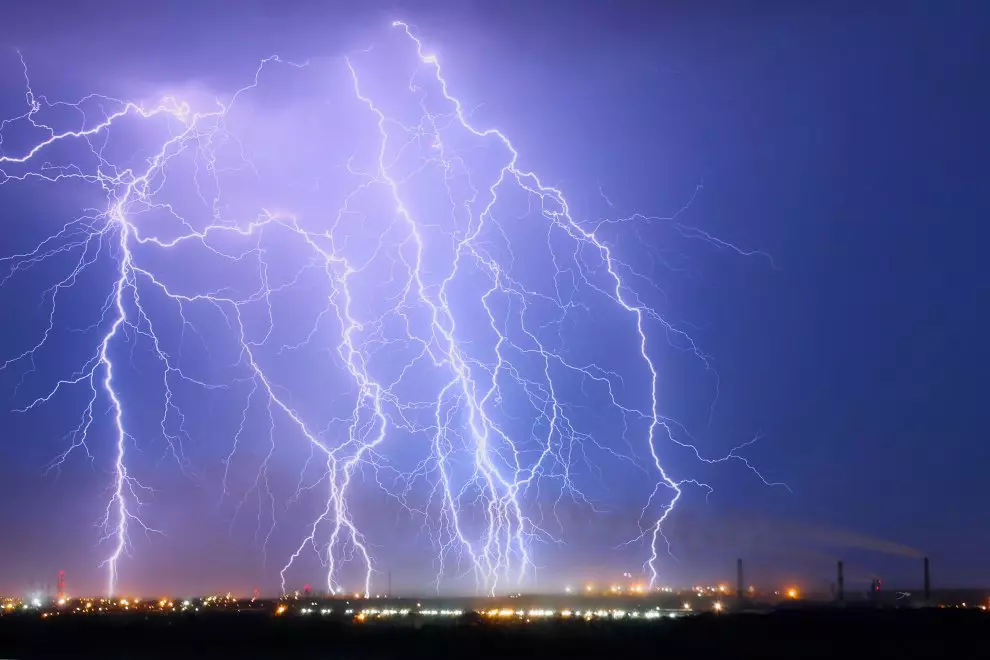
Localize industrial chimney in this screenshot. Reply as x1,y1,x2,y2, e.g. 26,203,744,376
737,558,744,600
923,557,930,603
836,560,844,602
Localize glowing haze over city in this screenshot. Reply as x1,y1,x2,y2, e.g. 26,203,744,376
1,2,985,598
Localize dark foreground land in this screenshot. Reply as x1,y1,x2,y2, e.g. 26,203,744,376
1,608,987,659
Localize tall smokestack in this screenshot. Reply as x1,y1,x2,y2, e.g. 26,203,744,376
737,558,744,600
837,560,844,602
923,557,930,603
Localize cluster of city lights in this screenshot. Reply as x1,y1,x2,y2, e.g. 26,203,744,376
577,583,675,595
691,584,731,595
484,607,694,620
271,603,698,621
352,607,461,621
347,606,694,621
0,593,249,616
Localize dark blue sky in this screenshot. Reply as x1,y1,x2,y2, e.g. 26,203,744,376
0,1,987,597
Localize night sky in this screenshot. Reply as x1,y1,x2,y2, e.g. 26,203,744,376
1,1,987,598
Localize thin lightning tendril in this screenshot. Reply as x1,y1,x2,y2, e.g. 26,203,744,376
0,23,785,597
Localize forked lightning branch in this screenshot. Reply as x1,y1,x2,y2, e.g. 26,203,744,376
0,22,782,597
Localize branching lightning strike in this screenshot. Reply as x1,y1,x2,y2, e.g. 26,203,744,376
0,22,784,597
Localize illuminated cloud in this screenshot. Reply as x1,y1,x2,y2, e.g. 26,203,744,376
0,22,779,596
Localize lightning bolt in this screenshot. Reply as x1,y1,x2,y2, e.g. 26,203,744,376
0,23,784,597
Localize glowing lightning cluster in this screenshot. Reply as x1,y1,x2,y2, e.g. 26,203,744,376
0,22,783,597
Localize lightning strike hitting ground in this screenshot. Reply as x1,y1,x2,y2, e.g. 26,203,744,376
0,22,784,597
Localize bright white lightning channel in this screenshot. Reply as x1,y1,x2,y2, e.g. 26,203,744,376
0,22,785,597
